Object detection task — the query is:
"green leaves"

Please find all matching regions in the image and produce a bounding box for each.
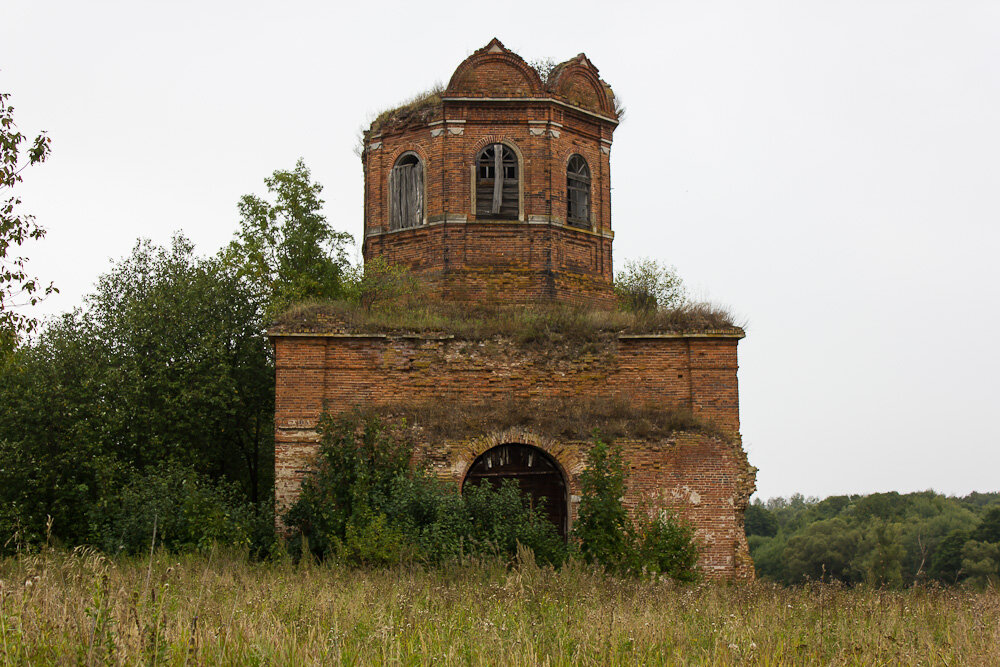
[614,258,685,314]
[574,433,700,580]
[227,159,354,320]
[1,91,56,354]
[285,413,567,567]
[574,435,631,567]
[0,234,276,549]
[748,491,1000,587]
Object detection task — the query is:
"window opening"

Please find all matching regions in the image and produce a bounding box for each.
[476,144,519,218]
[390,153,423,230]
[566,154,591,228]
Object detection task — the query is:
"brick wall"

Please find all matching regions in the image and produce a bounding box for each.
[272,332,755,580]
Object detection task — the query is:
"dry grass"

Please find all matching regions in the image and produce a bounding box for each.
[2,548,999,665]
[369,85,445,135]
[271,300,743,342]
[355,396,726,442]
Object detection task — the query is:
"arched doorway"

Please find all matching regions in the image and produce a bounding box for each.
[462,443,568,538]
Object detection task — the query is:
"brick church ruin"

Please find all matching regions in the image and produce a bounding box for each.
[270,39,756,579]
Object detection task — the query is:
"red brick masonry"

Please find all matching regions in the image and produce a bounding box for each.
[361,39,618,307]
[272,331,756,580]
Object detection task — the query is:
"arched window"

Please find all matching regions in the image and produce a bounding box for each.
[566,155,591,228]
[476,143,518,218]
[390,153,423,230]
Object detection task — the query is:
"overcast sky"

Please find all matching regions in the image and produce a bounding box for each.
[4,0,999,500]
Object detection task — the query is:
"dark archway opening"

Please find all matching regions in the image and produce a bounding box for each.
[462,443,568,539]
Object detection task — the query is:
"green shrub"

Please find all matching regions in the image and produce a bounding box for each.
[574,435,631,568]
[462,480,567,567]
[285,412,567,566]
[633,511,700,581]
[614,258,686,313]
[284,413,411,559]
[95,461,256,554]
[574,434,700,581]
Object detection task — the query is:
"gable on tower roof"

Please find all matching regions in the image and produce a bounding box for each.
[446,37,545,98]
[547,53,616,116]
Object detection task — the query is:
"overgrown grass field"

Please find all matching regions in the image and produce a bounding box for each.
[2,549,998,665]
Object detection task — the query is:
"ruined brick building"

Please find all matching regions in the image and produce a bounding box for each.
[271,39,756,579]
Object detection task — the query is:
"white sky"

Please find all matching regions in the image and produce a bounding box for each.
[4,0,999,500]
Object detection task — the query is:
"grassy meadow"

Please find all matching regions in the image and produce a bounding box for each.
[1,549,999,665]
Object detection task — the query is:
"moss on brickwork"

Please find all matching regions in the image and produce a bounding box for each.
[270,300,743,341]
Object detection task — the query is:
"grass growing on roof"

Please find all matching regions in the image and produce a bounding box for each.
[272,299,743,340]
[368,84,444,134]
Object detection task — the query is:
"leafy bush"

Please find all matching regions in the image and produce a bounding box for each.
[95,461,257,554]
[614,258,686,313]
[574,433,701,581]
[633,511,700,581]
[574,436,631,568]
[344,255,417,311]
[283,413,411,559]
[285,413,567,566]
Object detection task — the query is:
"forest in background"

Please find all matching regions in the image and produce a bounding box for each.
[746,491,1000,587]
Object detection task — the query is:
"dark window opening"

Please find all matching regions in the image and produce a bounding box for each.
[476,143,519,219]
[566,154,591,228]
[463,443,568,539]
[390,153,423,230]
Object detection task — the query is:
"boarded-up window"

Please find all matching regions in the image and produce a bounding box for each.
[566,155,590,228]
[390,154,423,230]
[476,143,518,219]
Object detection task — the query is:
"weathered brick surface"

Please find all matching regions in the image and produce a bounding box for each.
[272,333,755,580]
[361,39,618,307]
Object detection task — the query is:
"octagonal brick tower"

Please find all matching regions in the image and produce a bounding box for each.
[361,38,619,307]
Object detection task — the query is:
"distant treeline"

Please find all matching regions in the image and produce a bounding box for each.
[746,491,1000,587]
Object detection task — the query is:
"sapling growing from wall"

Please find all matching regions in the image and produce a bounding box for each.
[614,258,686,313]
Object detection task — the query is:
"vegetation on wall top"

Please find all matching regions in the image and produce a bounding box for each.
[271,299,742,340]
[367,84,445,136]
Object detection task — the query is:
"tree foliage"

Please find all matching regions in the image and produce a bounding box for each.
[747,491,1000,587]
[574,434,700,580]
[614,258,685,313]
[1,91,55,354]
[0,157,362,553]
[227,158,353,317]
[0,235,275,550]
[574,435,631,567]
